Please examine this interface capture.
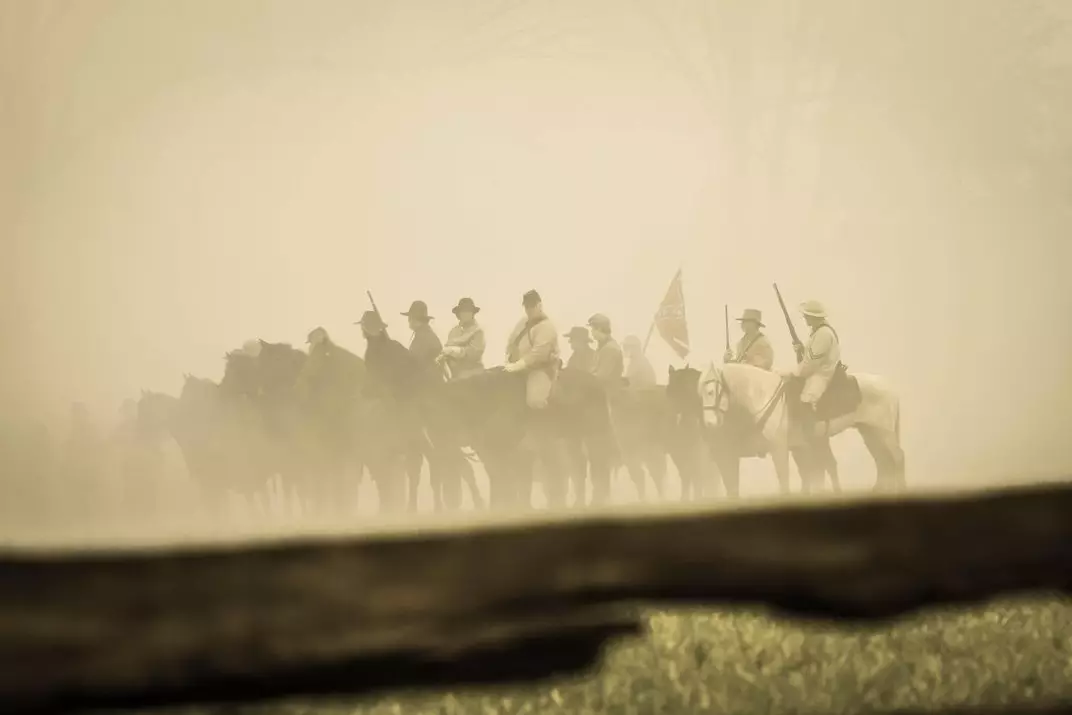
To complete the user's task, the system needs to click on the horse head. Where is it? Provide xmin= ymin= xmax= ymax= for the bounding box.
xmin=666 ymin=365 xmax=702 ymax=414
xmin=136 ymin=390 xmax=179 ymax=434
xmin=697 ymin=362 xmax=728 ymax=429
xmin=259 ymin=341 xmax=307 ymax=393
xmin=180 ymin=374 xmax=219 ymax=405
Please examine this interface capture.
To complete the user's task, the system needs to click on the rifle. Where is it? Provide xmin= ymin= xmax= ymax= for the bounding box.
xmin=773 ymin=283 xmax=805 ymax=364
xmin=366 ymin=290 xmax=390 ymax=339
xmin=723 ymin=304 xmax=730 ymax=352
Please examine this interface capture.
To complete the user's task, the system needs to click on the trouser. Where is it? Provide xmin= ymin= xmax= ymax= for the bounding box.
xmin=525 ymin=368 xmax=554 ymax=409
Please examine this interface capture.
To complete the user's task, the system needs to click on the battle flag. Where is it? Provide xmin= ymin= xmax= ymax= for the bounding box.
xmin=653 ymin=268 xmax=690 ymax=360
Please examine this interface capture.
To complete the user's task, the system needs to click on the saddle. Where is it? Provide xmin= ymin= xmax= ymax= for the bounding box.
xmin=815 ymin=362 xmax=862 ymax=420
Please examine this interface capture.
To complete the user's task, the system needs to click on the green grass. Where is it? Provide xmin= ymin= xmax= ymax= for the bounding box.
xmin=174 ymin=596 xmax=1071 ymax=715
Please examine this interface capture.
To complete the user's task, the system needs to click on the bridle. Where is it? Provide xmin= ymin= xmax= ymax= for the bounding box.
xmin=700 ymin=372 xmax=729 ymax=425
xmin=701 ymin=368 xmax=788 ymax=431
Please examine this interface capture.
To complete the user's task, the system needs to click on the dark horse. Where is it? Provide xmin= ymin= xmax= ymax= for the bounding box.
xmin=294 ymin=340 xmax=367 ymax=518
xmin=665 ymin=366 xmax=728 ymax=499
xmin=220 ymin=341 xmax=309 ymax=512
xmin=427 ymin=366 xmax=615 ymax=511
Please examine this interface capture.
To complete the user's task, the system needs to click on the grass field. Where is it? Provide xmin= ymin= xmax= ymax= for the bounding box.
xmin=167 ymin=595 xmax=1071 ymax=715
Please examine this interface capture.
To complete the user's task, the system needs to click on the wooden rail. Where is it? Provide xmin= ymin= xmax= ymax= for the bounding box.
xmin=1 ymin=482 xmax=1070 ymax=713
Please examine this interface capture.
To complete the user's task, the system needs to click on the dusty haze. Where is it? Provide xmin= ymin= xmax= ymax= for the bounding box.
xmin=3 ymin=0 xmax=1072 ymax=496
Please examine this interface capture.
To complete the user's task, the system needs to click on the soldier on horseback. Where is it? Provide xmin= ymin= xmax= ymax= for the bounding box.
xmin=355 ymin=310 xmax=419 ymax=512
xmin=563 ymin=327 xmax=596 ymax=372
xmin=438 ymin=297 xmax=486 ymax=381
xmin=402 ymin=301 xmax=444 ymax=389
xmin=587 ymin=314 xmax=624 ymax=391
xmin=780 ymin=300 xmax=840 ymax=421
xmin=504 ymin=289 xmax=566 ymax=507
xmin=724 ymin=309 xmax=774 ymax=370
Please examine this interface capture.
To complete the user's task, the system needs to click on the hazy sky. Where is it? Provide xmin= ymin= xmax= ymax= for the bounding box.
xmin=3 ymin=0 xmax=1071 ymax=484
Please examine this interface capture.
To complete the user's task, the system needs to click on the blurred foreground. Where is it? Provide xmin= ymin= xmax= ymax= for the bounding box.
xmin=148 ymin=598 xmax=1072 ymax=715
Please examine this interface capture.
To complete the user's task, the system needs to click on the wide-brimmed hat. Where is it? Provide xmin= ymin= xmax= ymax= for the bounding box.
xmin=355 ymin=311 xmax=387 ymax=330
xmin=799 ymin=300 xmax=827 ymax=319
xmin=522 ymin=289 xmax=541 ymax=307
xmin=452 ymin=297 xmax=480 ymax=316
xmin=564 ymin=326 xmax=592 ymax=342
xmin=736 ymin=308 xmax=765 ymax=327
xmin=401 ymin=300 xmax=432 ymax=321
xmin=587 ymin=313 xmax=612 ymax=333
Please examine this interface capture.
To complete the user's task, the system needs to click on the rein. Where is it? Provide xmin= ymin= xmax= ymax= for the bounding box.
xmin=703 ymin=371 xmax=788 ymax=432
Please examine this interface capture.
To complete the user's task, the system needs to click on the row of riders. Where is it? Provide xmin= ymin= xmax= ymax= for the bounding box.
xmin=137 ymin=289 xmax=905 ymax=519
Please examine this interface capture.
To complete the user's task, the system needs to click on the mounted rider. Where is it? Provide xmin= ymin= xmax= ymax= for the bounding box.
xmin=402 ymin=300 xmax=445 ymax=391
xmin=563 ymin=326 xmax=596 ymax=372
xmin=622 ymin=335 xmax=656 ymax=389
xmin=587 ymin=313 xmax=624 ymax=393
xmin=504 ymin=290 xmax=560 ymax=409
xmin=724 ymin=308 xmax=774 ymax=371
xmin=356 ymin=311 xmax=418 ymax=401
xmin=438 ymin=297 xmax=486 ymax=381
xmin=504 ymin=289 xmax=566 ymax=506
xmin=782 ymin=300 xmax=840 ymax=410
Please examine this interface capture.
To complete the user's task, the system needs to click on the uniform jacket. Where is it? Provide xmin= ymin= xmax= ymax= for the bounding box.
xmin=444 ymin=321 xmax=486 ymax=380
xmin=625 ymin=353 xmax=657 ymax=389
xmin=566 ymin=345 xmax=596 ymax=372
xmin=794 ymin=322 xmax=840 ymax=403
xmin=732 ymin=332 xmax=775 ymax=371
xmin=506 ymin=315 xmax=560 ymax=373
xmin=592 ymin=338 xmax=624 ymax=390
xmin=409 ymin=324 xmax=445 ymax=390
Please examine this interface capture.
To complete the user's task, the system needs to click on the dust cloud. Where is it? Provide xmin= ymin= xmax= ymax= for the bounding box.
xmin=2 ymin=0 xmax=1071 ymax=544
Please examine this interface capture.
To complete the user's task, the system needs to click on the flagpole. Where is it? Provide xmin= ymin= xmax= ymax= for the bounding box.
xmin=641 ymin=319 xmax=656 ymax=355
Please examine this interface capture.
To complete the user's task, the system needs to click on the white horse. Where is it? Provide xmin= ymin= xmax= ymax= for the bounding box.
xmin=698 ymin=362 xmax=905 ymax=493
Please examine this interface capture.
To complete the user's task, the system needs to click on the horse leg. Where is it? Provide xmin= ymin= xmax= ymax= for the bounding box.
xmin=585 ymin=429 xmax=615 ymax=508
xmin=403 ymin=445 xmax=423 ymax=513
xmin=857 ymin=426 xmax=893 ymax=493
xmin=708 ymin=431 xmax=740 ymax=499
xmin=564 ymin=437 xmax=588 ymax=507
xmin=820 ymin=440 xmax=842 ymax=493
xmin=771 ymin=441 xmax=792 ymax=495
xmin=646 ymin=447 xmax=667 ymax=501
xmin=791 ymin=447 xmax=819 ymax=495
xmin=457 ymin=453 xmax=483 ymax=509
xmin=624 ymin=458 xmax=646 ymax=501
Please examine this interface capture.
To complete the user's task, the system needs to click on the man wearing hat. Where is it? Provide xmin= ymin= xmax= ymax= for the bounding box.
xmin=781 ymin=300 xmax=841 ymax=411
xmin=724 ymin=308 xmax=774 ymax=371
xmin=504 ymin=289 xmax=561 ymax=410
xmin=402 ymin=300 xmax=445 ymax=390
xmin=355 ymin=310 xmax=417 ymax=400
xmin=504 ymin=289 xmax=566 ymax=506
xmin=439 ymin=297 xmax=486 ymax=381
xmin=587 ymin=314 xmax=624 ymax=391
xmin=563 ymin=326 xmax=596 ymax=372
xmin=622 ymin=335 xmax=656 ymax=389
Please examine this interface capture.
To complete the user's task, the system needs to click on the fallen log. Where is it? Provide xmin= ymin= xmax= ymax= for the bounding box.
xmin=1 ymin=482 xmax=1070 ymax=714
